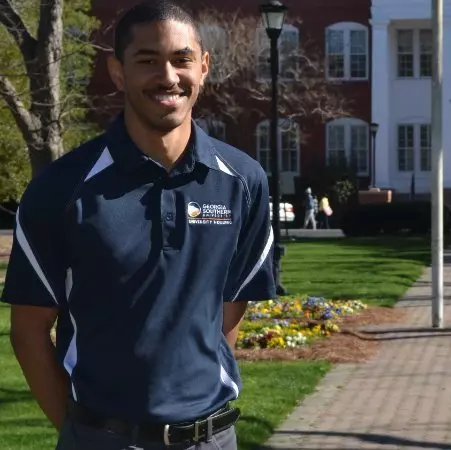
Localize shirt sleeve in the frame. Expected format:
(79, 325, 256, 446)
(1, 186, 67, 308)
(223, 169, 276, 302)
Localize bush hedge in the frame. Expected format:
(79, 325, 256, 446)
(341, 201, 451, 236)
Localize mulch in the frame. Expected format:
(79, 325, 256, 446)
(235, 307, 407, 363)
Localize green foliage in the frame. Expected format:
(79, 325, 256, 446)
(0, 0, 100, 201)
(60, 0, 100, 147)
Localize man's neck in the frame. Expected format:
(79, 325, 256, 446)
(123, 109, 192, 171)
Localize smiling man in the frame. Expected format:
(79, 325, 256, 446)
(1, 1, 275, 449)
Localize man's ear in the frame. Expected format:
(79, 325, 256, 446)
(107, 55, 125, 91)
(200, 51, 210, 87)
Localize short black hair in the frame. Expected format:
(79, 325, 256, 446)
(114, 0, 204, 61)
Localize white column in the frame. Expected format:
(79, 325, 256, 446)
(371, 21, 391, 188)
(442, 18, 451, 188)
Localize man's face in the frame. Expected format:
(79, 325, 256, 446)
(108, 20, 209, 133)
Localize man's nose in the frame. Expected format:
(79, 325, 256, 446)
(156, 61, 180, 86)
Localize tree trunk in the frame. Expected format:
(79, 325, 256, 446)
(28, 140, 62, 178)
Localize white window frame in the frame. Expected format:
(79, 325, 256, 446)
(326, 118, 369, 175)
(256, 24, 299, 82)
(396, 28, 432, 79)
(196, 118, 226, 142)
(256, 119, 300, 175)
(325, 22, 369, 81)
(396, 123, 431, 173)
(198, 25, 227, 83)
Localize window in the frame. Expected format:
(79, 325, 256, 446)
(397, 125, 415, 171)
(397, 124, 431, 172)
(196, 119, 226, 142)
(326, 118, 369, 175)
(198, 25, 227, 83)
(420, 124, 431, 171)
(419, 30, 432, 77)
(396, 29, 432, 78)
(326, 23, 368, 80)
(256, 120, 300, 174)
(257, 25, 299, 80)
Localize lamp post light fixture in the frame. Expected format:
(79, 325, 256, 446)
(370, 122, 379, 188)
(259, 0, 288, 296)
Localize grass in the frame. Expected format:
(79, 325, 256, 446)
(282, 236, 430, 307)
(0, 302, 329, 450)
(0, 235, 431, 449)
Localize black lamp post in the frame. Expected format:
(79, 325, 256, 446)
(370, 122, 379, 188)
(260, 0, 288, 296)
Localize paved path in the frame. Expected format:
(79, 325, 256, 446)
(264, 250, 451, 450)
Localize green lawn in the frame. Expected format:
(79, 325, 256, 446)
(0, 236, 431, 449)
(0, 303, 328, 450)
(282, 236, 430, 306)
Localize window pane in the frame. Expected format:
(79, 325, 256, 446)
(350, 30, 366, 53)
(328, 125, 345, 150)
(258, 124, 271, 173)
(350, 55, 367, 78)
(280, 29, 298, 79)
(397, 125, 414, 171)
(420, 30, 432, 77)
(281, 124, 298, 172)
(397, 30, 414, 77)
(328, 55, 344, 78)
(420, 124, 431, 171)
(259, 124, 269, 149)
(420, 29, 432, 53)
(257, 30, 271, 79)
(397, 30, 413, 52)
(350, 125, 368, 173)
(327, 29, 344, 79)
(327, 30, 344, 53)
(398, 55, 414, 77)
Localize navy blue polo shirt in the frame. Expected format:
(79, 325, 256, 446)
(1, 113, 276, 423)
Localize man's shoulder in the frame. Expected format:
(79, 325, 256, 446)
(21, 134, 107, 214)
(210, 138, 267, 187)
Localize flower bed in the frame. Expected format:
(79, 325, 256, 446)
(237, 297, 367, 349)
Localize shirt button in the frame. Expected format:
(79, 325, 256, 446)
(165, 212, 174, 221)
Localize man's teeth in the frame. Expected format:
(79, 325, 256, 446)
(153, 94, 181, 101)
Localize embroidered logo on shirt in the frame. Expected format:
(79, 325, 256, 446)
(187, 202, 233, 225)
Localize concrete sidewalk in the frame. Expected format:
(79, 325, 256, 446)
(264, 251, 451, 450)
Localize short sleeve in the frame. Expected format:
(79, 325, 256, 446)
(1, 189, 67, 308)
(223, 171, 276, 302)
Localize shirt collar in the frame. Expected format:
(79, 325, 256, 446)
(105, 112, 217, 174)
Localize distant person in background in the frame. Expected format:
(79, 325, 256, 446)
(304, 187, 316, 229)
(318, 194, 333, 229)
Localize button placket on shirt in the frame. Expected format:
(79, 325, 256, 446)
(161, 181, 177, 250)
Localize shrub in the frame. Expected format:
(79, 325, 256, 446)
(341, 201, 451, 236)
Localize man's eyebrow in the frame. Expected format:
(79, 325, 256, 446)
(174, 47, 195, 55)
(132, 47, 196, 57)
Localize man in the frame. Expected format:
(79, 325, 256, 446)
(1, 1, 275, 449)
(303, 187, 316, 230)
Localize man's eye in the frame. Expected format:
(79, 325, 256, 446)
(137, 60, 156, 65)
(175, 58, 192, 64)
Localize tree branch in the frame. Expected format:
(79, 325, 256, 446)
(0, 75, 35, 138)
(0, 0, 37, 64)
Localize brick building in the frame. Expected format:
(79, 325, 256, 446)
(89, 0, 372, 207)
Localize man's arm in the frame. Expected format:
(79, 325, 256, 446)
(10, 305, 69, 430)
(223, 301, 248, 350)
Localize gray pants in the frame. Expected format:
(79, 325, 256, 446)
(55, 419, 237, 450)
